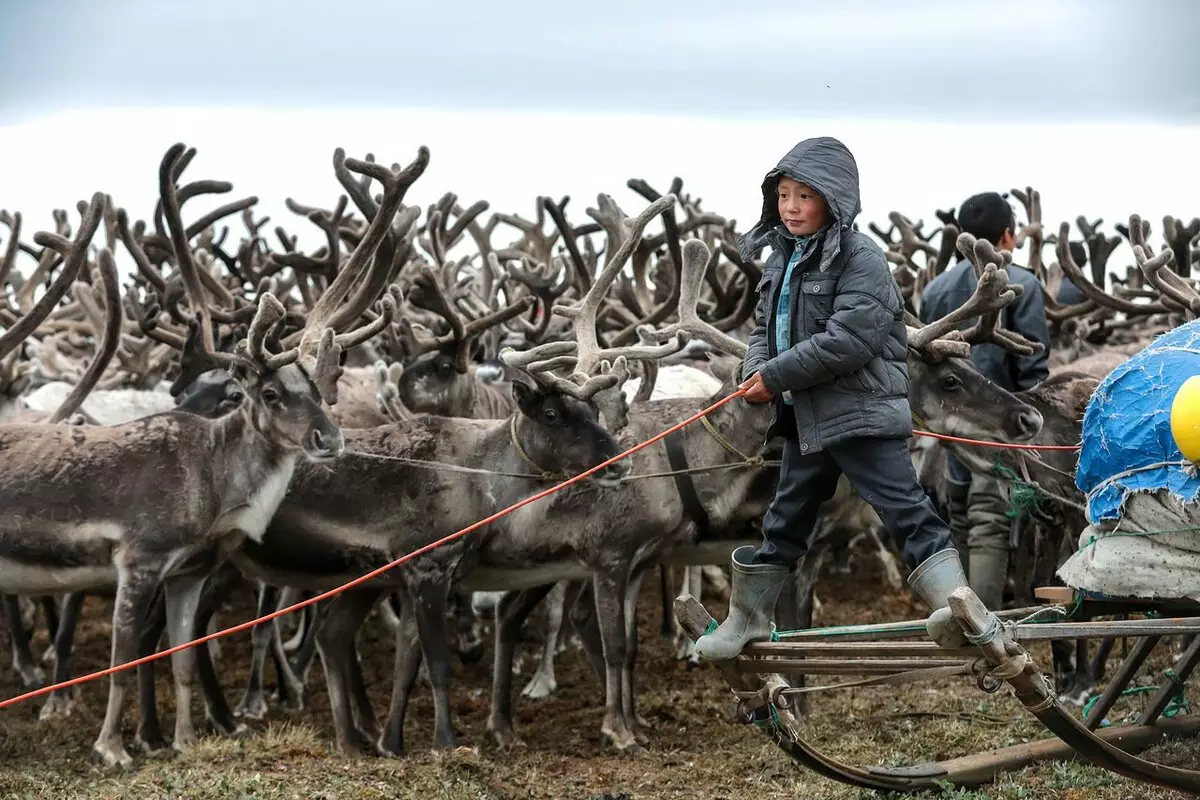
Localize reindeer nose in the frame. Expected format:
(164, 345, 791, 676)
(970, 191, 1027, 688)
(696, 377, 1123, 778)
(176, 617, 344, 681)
(1015, 409, 1043, 439)
(308, 427, 344, 459)
(603, 457, 632, 479)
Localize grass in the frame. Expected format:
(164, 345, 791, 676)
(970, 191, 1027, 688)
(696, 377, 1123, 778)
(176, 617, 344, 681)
(0, 554, 1196, 799)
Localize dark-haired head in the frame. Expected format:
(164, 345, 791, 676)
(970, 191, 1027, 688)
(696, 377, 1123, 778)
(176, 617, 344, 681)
(958, 192, 1016, 250)
(1069, 240, 1088, 267)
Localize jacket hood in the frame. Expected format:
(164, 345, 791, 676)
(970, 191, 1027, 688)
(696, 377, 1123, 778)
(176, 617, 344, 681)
(738, 136, 862, 272)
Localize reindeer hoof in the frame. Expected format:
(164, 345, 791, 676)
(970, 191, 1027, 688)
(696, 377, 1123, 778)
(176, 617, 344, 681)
(135, 728, 168, 754)
(208, 713, 251, 738)
(336, 725, 379, 757)
(375, 736, 405, 758)
(93, 738, 134, 769)
(486, 721, 524, 749)
(172, 730, 200, 753)
(16, 664, 45, 690)
(234, 692, 270, 720)
(38, 691, 76, 721)
(600, 728, 643, 754)
(520, 673, 557, 700)
(273, 682, 306, 713)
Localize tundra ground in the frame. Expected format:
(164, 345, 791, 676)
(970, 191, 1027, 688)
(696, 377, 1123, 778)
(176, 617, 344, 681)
(0, 552, 1194, 800)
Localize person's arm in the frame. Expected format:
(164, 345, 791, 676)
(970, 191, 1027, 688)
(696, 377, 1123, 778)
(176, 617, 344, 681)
(740, 274, 772, 382)
(759, 245, 900, 394)
(1010, 275, 1051, 390)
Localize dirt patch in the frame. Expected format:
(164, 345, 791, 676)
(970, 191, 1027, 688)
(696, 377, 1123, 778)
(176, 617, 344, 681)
(0, 556, 1195, 800)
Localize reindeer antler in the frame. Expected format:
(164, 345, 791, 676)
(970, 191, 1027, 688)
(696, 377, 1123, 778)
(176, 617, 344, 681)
(550, 194, 687, 377)
(1010, 187, 1046, 280)
(0, 193, 105, 361)
(404, 264, 535, 371)
(906, 233, 1041, 361)
(651, 238, 748, 359)
(1131, 213, 1200, 317)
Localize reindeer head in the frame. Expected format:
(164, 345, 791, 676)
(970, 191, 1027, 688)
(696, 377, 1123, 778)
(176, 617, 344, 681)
(904, 233, 1046, 473)
(174, 369, 243, 419)
(499, 341, 630, 488)
(394, 264, 533, 416)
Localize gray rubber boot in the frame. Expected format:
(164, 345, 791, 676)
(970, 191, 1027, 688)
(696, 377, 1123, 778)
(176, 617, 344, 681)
(694, 546, 790, 661)
(969, 548, 1010, 611)
(907, 548, 971, 649)
(946, 480, 971, 579)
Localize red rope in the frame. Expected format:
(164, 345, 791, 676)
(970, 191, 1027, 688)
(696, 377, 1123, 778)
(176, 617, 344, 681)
(912, 429, 1080, 451)
(0, 390, 1080, 710)
(0, 388, 750, 710)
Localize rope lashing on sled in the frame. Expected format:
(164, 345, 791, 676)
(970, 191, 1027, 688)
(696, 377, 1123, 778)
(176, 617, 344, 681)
(1082, 668, 1192, 726)
(0, 387, 753, 711)
(990, 461, 1049, 520)
(1078, 525, 1200, 553)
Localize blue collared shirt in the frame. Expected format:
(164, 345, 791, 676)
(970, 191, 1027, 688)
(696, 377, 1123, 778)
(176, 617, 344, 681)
(774, 229, 822, 404)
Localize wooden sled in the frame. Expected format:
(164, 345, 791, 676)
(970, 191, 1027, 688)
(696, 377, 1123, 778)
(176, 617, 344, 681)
(677, 586, 1200, 794)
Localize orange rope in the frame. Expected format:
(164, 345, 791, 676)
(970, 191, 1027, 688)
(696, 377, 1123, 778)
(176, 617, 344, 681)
(0, 387, 750, 710)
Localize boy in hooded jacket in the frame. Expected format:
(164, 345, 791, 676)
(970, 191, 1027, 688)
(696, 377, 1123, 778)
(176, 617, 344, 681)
(694, 136, 970, 660)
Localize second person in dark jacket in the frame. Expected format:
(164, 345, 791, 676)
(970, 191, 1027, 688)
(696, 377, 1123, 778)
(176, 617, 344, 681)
(918, 191, 1051, 610)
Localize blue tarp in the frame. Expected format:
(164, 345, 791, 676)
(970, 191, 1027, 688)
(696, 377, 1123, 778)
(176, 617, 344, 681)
(1077, 318, 1200, 524)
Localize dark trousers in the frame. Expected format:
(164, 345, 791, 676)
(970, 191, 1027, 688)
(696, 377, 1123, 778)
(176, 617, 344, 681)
(754, 430, 952, 570)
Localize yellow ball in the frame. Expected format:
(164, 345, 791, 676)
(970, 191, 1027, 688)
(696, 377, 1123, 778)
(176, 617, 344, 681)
(1171, 375, 1200, 461)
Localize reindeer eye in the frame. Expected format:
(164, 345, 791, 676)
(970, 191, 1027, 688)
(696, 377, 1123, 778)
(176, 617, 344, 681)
(262, 387, 281, 404)
(227, 390, 244, 404)
(542, 408, 559, 424)
(939, 374, 963, 392)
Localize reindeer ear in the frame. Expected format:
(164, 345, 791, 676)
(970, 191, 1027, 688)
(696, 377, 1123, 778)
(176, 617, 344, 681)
(511, 378, 541, 415)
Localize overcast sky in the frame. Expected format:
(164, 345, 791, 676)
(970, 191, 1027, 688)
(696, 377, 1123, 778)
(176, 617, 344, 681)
(1, 0, 1199, 280)
(3, 0, 1198, 125)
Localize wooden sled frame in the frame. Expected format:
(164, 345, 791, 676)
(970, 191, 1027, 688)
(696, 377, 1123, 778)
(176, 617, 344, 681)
(676, 586, 1200, 794)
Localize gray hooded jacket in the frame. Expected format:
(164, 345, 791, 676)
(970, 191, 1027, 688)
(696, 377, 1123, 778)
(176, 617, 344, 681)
(739, 137, 912, 453)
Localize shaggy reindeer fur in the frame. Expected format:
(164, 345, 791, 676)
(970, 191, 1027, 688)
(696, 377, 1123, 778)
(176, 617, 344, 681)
(218, 377, 630, 757)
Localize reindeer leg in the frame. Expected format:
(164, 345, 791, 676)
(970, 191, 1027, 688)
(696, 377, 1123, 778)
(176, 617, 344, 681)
(38, 595, 61, 663)
(409, 579, 458, 751)
(622, 568, 650, 744)
(452, 587, 485, 665)
(378, 593, 422, 757)
(592, 569, 639, 752)
(569, 581, 606, 685)
(289, 598, 324, 681)
(3, 593, 44, 688)
(280, 587, 308, 653)
(657, 565, 674, 640)
(678, 565, 703, 665)
(346, 634, 381, 742)
(236, 583, 280, 719)
(135, 592, 168, 753)
(191, 568, 246, 738)
(94, 566, 158, 769)
(521, 580, 566, 700)
(487, 583, 554, 748)
(314, 589, 380, 756)
(39, 591, 86, 720)
(269, 609, 306, 712)
(162, 571, 209, 752)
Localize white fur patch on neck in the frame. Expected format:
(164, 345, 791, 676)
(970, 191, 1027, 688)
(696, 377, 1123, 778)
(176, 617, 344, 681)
(215, 454, 298, 543)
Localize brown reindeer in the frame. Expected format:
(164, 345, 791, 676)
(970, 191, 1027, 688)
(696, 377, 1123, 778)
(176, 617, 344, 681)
(0, 141, 414, 767)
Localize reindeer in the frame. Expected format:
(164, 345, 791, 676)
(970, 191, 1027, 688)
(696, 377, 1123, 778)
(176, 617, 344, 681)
(0, 141, 414, 766)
